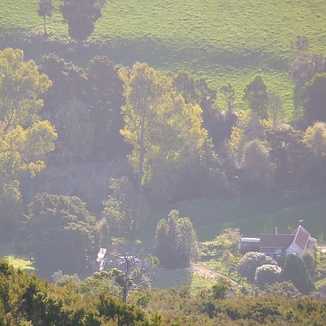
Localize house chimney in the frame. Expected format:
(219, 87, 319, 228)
(275, 227, 278, 235)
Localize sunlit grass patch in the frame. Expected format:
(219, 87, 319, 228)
(151, 267, 215, 294)
(0, 243, 35, 272)
(3, 255, 35, 272)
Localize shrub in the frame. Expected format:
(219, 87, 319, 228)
(281, 254, 315, 295)
(255, 264, 281, 289)
(154, 210, 198, 269)
(211, 279, 230, 299)
(264, 281, 301, 299)
(238, 252, 277, 282)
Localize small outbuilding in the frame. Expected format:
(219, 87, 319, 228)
(240, 237, 260, 253)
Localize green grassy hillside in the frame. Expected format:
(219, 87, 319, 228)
(171, 197, 326, 242)
(1, 0, 325, 117)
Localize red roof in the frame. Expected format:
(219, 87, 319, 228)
(259, 225, 311, 252)
(292, 225, 310, 250)
(260, 234, 294, 249)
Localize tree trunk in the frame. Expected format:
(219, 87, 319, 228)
(122, 259, 130, 303)
(43, 15, 47, 36)
(137, 115, 145, 193)
(122, 280, 128, 303)
(0, 221, 5, 243)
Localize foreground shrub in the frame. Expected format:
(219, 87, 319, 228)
(255, 264, 282, 289)
(281, 254, 315, 295)
(238, 252, 277, 282)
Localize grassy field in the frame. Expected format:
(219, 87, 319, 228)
(151, 267, 217, 293)
(1, 0, 326, 117)
(0, 243, 35, 273)
(162, 195, 326, 242)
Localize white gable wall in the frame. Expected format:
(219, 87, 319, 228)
(286, 243, 303, 258)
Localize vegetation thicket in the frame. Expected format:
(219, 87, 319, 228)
(154, 210, 199, 269)
(20, 193, 100, 278)
(0, 0, 326, 321)
(281, 253, 315, 295)
(1, 260, 326, 325)
(0, 48, 57, 242)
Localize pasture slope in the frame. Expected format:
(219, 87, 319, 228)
(1, 0, 326, 116)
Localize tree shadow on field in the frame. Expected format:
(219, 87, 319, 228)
(151, 268, 192, 289)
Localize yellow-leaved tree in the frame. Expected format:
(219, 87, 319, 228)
(0, 48, 57, 241)
(119, 62, 207, 201)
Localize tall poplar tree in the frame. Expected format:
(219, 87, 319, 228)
(60, 0, 107, 44)
(281, 254, 315, 295)
(38, 0, 55, 36)
(243, 75, 268, 120)
(119, 62, 207, 193)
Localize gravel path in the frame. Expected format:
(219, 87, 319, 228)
(189, 264, 240, 287)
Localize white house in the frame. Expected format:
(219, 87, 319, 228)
(241, 225, 317, 258)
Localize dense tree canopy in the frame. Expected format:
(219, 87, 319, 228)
(60, 0, 107, 43)
(86, 56, 126, 159)
(22, 193, 99, 278)
(240, 139, 274, 191)
(101, 176, 148, 239)
(120, 62, 207, 196)
(154, 210, 198, 269)
(303, 121, 326, 156)
(243, 75, 268, 120)
(0, 48, 57, 241)
(255, 264, 282, 289)
(172, 71, 218, 131)
(0, 261, 152, 325)
(303, 73, 326, 123)
(1, 260, 326, 326)
(238, 252, 277, 282)
(0, 48, 52, 131)
(40, 53, 86, 114)
(265, 125, 307, 191)
(41, 54, 126, 162)
(281, 254, 315, 295)
(291, 53, 326, 88)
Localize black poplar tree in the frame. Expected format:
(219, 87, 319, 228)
(38, 0, 55, 36)
(243, 75, 268, 120)
(60, 0, 107, 44)
(281, 254, 315, 295)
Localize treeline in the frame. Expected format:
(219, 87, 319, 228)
(0, 260, 155, 325)
(139, 285, 326, 325)
(0, 38, 325, 276)
(1, 260, 326, 325)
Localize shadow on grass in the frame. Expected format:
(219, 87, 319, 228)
(152, 268, 193, 289)
(151, 267, 216, 294)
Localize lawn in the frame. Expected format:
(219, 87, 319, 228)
(1, 0, 325, 117)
